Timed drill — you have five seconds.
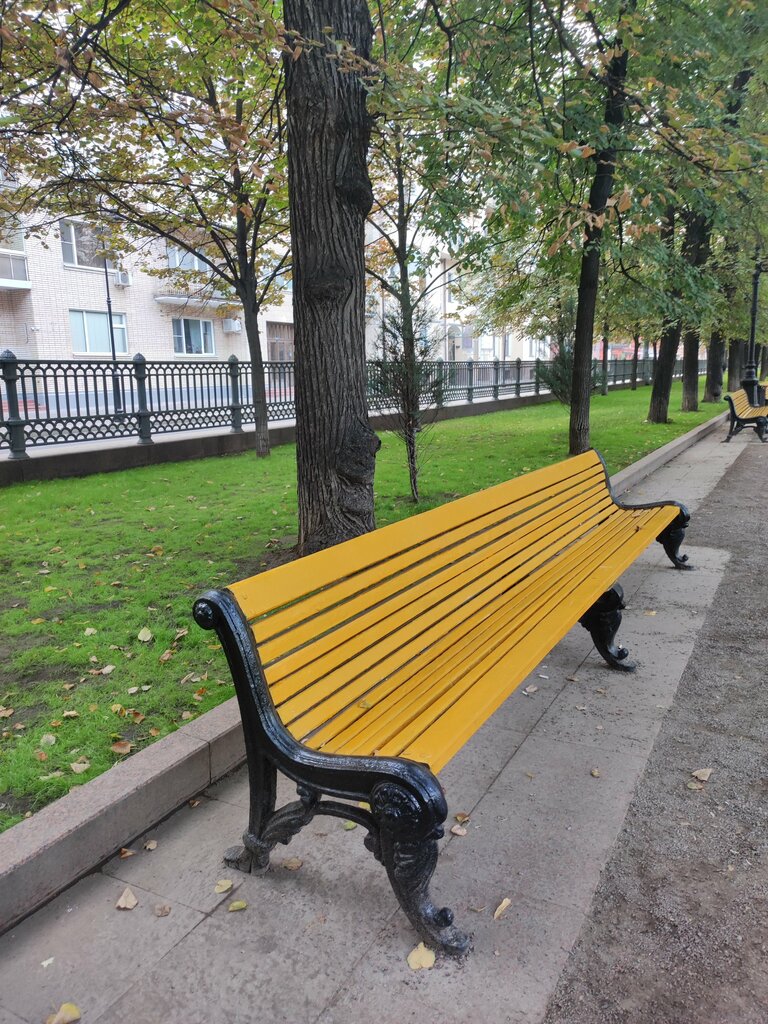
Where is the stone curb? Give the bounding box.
[0,409,727,935]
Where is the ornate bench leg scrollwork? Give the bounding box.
[656,508,692,570]
[579,584,634,672]
[366,782,471,957]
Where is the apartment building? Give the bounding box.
[0,220,294,364]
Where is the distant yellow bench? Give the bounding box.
[724,389,768,442]
[194,449,691,956]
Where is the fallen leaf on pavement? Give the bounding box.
[406,942,436,971]
[214,879,233,893]
[691,768,713,782]
[450,824,468,837]
[119,848,136,859]
[154,904,171,918]
[687,781,704,791]
[454,812,470,824]
[493,897,512,920]
[143,839,158,851]
[343,821,357,831]
[228,900,247,912]
[282,857,303,871]
[115,887,138,910]
[590,768,601,778]
[45,1003,81,1024]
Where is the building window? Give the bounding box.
[167,246,208,273]
[69,310,128,355]
[0,227,28,282]
[173,317,215,355]
[60,221,108,269]
[267,321,295,361]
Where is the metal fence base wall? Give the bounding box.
[0,380,676,486]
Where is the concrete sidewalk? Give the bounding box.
[0,428,752,1024]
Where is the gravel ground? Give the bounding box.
[543,440,768,1024]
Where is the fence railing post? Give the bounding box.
[132,353,153,445]
[515,358,521,397]
[0,349,29,460]
[467,359,474,403]
[228,355,243,433]
[535,358,541,395]
[493,358,500,400]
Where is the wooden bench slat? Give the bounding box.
[268,492,621,722]
[229,452,605,622]
[260,484,614,684]
[256,467,607,657]
[308,507,671,766]
[284,505,671,755]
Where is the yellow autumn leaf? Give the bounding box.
[228,899,247,912]
[46,1003,81,1024]
[406,942,436,970]
[115,886,138,910]
[214,879,233,894]
[493,897,512,920]
[137,627,153,643]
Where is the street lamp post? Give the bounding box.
[103,255,125,419]
[742,253,767,406]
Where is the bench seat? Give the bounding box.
[724,389,768,442]
[195,449,690,955]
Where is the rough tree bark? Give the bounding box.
[284,0,380,554]
[239,295,270,457]
[630,331,640,390]
[728,339,745,387]
[648,205,681,423]
[703,327,726,402]
[680,210,711,412]
[569,40,629,454]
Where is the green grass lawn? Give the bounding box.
[0,384,722,831]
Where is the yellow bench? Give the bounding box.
[194,449,691,955]
[724,389,768,442]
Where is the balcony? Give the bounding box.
[153,284,232,309]
[0,251,30,291]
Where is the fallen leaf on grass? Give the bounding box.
[40,733,57,746]
[111,703,126,716]
[127,686,139,695]
[62,710,79,719]
[137,627,153,643]
[0,707,13,719]
[115,887,138,910]
[100,665,115,676]
[691,768,713,782]
[111,740,133,755]
[62,683,76,691]
[174,628,189,642]
[143,839,158,851]
[154,904,171,917]
[45,1003,81,1024]
[39,771,64,780]
[130,711,145,725]
[406,942,436,971]
[149,727,161,737]
[450,824,468,837]
[84,628,97,636]
[282,857,303,871]
[158,649,174,664]
[493,897,512,920]
[228,900,247,912]
[214,879,233,894]
[70,759,90,774]
[35,750,48,761]
[30,617,46,624]
[180,710,195,721]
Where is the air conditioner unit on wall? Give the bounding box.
[113,270,132,287]
[222,318,242,334]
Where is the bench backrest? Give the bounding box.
[228,451,624,740]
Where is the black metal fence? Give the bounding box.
[0,350,705,460]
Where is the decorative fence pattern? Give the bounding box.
[0,350,704,459]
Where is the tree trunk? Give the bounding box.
[703,327,725,402]
[284,0,380,554]
[569,42,630,454]
[681,327,700,411]
[727,339,745,390]
[630,332,641,390]
[600,324,609,396]
[648,205,680,423]
[648,321,682,422]
[240,300,271,457]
